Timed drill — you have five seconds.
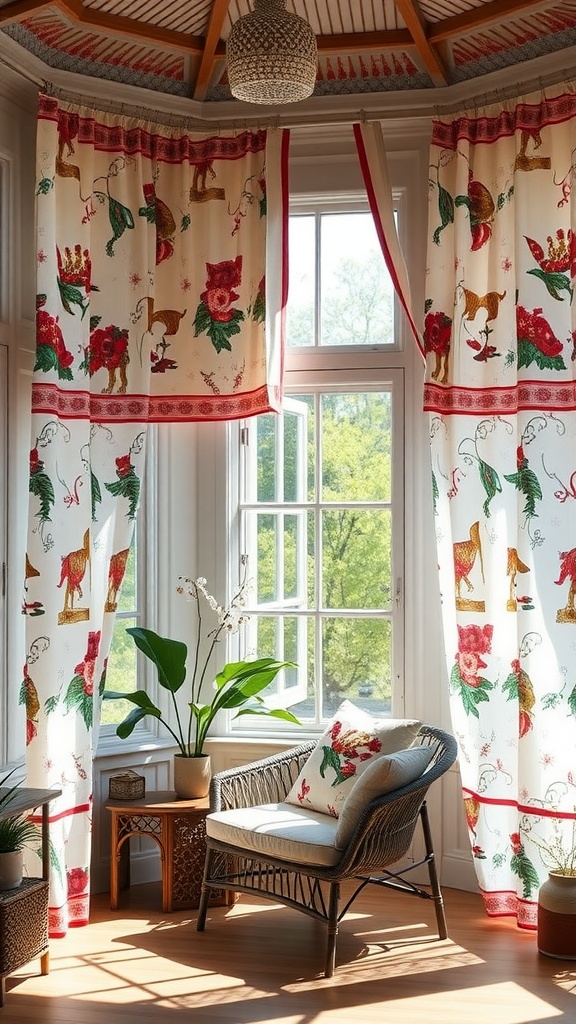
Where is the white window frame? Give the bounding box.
[225,193,407,734]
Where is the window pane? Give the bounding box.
[322,510,392,609]
[320,391,392,502]
[100,616,137,726]
[256,414,276,502]
[115,539,136,612]
[320,617,392,715]
[252,512,303,604]
[286,215,315,348]
[320,213,394,347]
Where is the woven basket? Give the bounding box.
[0,878,49,977]
[108,770,145,801]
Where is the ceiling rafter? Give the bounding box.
[428,0,557,43]
[0,0,207,55]
[393,0,449,84]
[193,0,230,102]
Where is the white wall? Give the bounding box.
[0,68,475,898]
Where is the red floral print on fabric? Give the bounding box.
[35,294,75,381]
[56,244,95,318]
[193,256,246,354]
[62,630,102,728]
[516,305,565,371]
[83,325,129,374]
[450,623,494,716]
[525,228,576,301]
[319,720,383,786]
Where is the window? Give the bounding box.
[229,199,405,732]
[287,199,397,350]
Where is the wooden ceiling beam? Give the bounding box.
[193,0,230,102]
[0,0,208,55]
[0,0,54,23]
[393,0,449,84]
[429,0,555,43]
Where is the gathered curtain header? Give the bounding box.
[33,94,289,423]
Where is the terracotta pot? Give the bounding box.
[537,871,576,959]
[173,754,211,799]
[0,850,24,891]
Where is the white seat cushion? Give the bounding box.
[206,802,341,867]
[285,699,422,818]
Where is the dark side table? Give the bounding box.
[106,791,231,912]
[0,786,62,1007]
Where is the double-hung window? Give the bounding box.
[229,196,406,731]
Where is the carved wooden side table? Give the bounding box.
[106,790,230,912]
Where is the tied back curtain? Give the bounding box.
[425,85,576,927]
[25,94,288,936]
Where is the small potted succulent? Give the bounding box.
[0,766,40,890]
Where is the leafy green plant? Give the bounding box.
[0,765,40,853]
[104,572,300,756]
[0,816,39,854]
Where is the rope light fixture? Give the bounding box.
[226,0,318,105]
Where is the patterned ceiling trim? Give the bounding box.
[209,48,434,101]
[451,9,576,82]
[2,14,189,95]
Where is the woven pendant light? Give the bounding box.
[227,0,317,105]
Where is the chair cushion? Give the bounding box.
[285,700,422,818]
[335,744,434,848]
[206,802,341,867]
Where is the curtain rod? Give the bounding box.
[433,66,576,117]
[42,82,384,131]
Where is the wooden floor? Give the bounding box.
[3,882,575,1023]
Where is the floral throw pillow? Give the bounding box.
[285,700,422,818]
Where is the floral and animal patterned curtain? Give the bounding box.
[353,121,423,352]
[425,84,576,928]
[24,93,288,935]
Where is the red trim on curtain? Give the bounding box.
[353,122,424,357]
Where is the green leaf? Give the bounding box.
[34,343,59,374]
[319,745,342,779]
[57,279,87,317]
[193,302,212,336]
[138,202,156,224]
[432,184,455,245]
[125,627,187,694]
[478,458,502,518]
[517,338,566,372]
[568,685,576,717]
[504,466,542,519]
[527,267,572,301]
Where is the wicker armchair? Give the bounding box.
[196,724,457,977]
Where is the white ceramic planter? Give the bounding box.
[173,754,212,799]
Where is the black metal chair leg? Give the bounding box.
[420,800,448,939]
[196,849,213,931]
[324,882,340,977]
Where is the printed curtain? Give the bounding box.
[425,85,576,928]
[25,94,288,935]
[353,121,423,352]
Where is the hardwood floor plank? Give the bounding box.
[2,884,575,1022]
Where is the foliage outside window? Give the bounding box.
[232,202,404,731]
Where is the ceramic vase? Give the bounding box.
[0,850,23,891]
[537,871,576,959]
[173,754,211,800]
